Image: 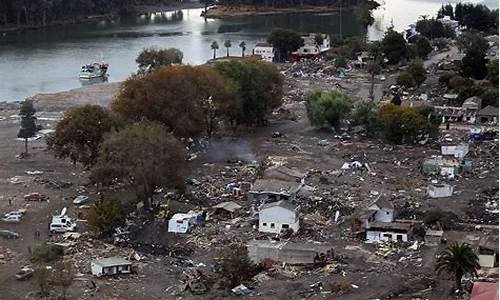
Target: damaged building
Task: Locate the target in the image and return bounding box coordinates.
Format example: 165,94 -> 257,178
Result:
259,200 -> 299,234
247,240 -> 334,265
248,179 -> 303,202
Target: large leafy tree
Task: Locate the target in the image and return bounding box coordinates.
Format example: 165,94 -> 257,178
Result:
18,100 -> 37,155
112,65 -> 234,138
381,27 -> 408,65
136,47 -> 183,74
91,122 -> 186,207
352,101 -> 378,134
378,104 -> 426,144
47,105 -> 121,167
436,242 -> 480,291
458,32 -> 489,80
267,28 -> 304,62
87,198 -> 126,237
305,90 -> 353,130
415,36 -> 433,58
214,60 -> 283,127
407,58 -> 427,86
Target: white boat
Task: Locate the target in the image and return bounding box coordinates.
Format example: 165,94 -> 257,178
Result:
79,62 -> 108,79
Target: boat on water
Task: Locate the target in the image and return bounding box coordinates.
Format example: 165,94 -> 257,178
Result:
79,62 -> 108,79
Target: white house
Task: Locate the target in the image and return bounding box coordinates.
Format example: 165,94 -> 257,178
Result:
367,197 -> 394,223
441,143 -> 469,159
259,200 -> 299,234
291,33 -> 331,58
253,42 -> 274,62
427,183 -> 454,198
365,222 -> 411,243
168,212 -> 204,233
91,257 -> 132,277
478,238 -> 498,268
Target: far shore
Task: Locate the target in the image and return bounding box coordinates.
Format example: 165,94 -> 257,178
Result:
202,5 -> 344,19
0,2 -> 205,33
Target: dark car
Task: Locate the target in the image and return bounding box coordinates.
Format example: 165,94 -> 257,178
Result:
15,267 -> 34,281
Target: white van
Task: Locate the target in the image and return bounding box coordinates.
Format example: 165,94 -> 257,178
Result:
49,208 -> 77,233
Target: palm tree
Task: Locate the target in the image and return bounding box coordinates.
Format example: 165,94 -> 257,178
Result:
211,41 -> 219,59
239,41 -> 246,57
224,40 -> 232,57
366,61 -> 381,101
436,242 -> 480,291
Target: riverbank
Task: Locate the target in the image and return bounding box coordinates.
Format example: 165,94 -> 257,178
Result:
0,1 -> 204,33
202,5 -> 343,19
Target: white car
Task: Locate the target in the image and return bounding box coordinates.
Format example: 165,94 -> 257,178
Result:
4,211 -> 22,218
73,195 -> 89,205
2,215 -> 21,223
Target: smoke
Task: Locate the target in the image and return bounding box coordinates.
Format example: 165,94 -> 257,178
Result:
202,138 -> 256,163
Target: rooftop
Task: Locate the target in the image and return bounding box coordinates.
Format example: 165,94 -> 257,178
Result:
477,105 -> 499,117
369,196 -> 394,210
367,222 -> 411,231
250,179 -> 303,195
92,257 -> 131,267
260,200 -> 297,212
212,201 -> 242,213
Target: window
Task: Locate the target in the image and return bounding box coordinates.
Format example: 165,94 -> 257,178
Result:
270,223 -> 275,228
383,233 -> 392,240
386,211 -> 390,215
282,224 -> 289,229
262,223 -> 267,227
396,234 -> 403,241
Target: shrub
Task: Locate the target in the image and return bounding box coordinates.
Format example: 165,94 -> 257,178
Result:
397,71 -> 416,88
424,208 -> 451,229
31,244 -> 64,264
305,90 -> 353,129
220,244 -> 255,287
87,199 -> 126,238
448,76 -> 473,91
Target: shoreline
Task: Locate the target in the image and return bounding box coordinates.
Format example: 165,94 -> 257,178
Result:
0,2 -> 205,34
202,5 -> 345,19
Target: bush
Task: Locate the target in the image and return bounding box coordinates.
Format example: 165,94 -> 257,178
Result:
305,90 -> 353,129
397,71 -> 416,88
423,208 -> 451,229
439,72 -> 455,85
87,199 -> 126,238
448,76 -> 473,91
352,101 -> 379,134
407,59 -> 427,86
220,244 -> 255,287
31,244 -> 64,264
415,36 -> 433,58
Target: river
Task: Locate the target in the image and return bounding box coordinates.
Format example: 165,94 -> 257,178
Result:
0,0 -> 497,102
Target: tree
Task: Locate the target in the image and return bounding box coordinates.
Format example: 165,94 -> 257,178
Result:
381,27 -> 407,65
305,90 -> 353,130
91,122 -> 186,207
416,17 -> 455,39
437,4 -> 454,19
368,41 -> 384,63
378,104 -> 426,144
436,242 -> 480,291
487,59 -> 498,86
112,65 -> 234,138
136,47 -> 183,74
86,198 -> 126,237
47,105 -> 121,167
17,100 -> 37,155
448,76 -> 473,91
220,244 -> 254,287
214,60 -> 283,127
211,41 -> 219,59
224,40 -> 232,57
457,32 -> 489,79
415,36 -> 432,58
267,28 -> 304,62
407,59 -> 426,86
400,107 -> 426,143
397,71 -> 416,88
34,264 -> 50,297
366,61 -> 382,101
239,41 -> 246,57
352,101 -> 378,134
50,261 -> 74,300
354,3 -> 374,41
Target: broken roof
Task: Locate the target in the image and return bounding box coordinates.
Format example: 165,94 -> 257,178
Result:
263,165 -> 306,181
471,282 -> 499,300
367,221 -> 411,232
260,200 -> 297,212
212,201 -> 242,213
477,105 -> 499,117
369,196 -> 394,210
250,179 -> 302,195
92,257 -> 131,267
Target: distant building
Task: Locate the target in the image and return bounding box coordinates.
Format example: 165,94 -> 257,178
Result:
290,33 -> 331,60
365,221 -> 411,243
248,179 -> 303,202
424,229 -> 444,246
422,156 -> 472,178
478,237 -> 499,268
441,143 -> 469,159
247,240 -> 334,265
259,200 -> 299,234
253,42 -> 274,62
91,257 -> 132,277
462,96 -> 482,123
427,183 -> 454,198
476,105 -> 499,125
367,197 -> 394,223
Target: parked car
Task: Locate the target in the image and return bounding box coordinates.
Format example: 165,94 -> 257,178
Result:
2,215 -> 21,223
73,195 -> 89,205
0,230 -> 19,239
15,266 -> 34,281
4,211 -> 23,218
24,192 -> 47,201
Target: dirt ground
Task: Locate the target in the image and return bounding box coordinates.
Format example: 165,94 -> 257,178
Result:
0,52 -> 498,300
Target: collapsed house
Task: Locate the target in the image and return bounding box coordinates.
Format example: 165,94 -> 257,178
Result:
263,165 -> 306,183
478,237 -> 499,268
248,179 -> 303,202
424,229 -> 444,246
209,201 -> 242,219
91,257 -> 132,277
247,240 -> 334,265
427,183 -> 454,198
258,200 -> 299,234
476,105 -> 499,125
422,156 -> 472,178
